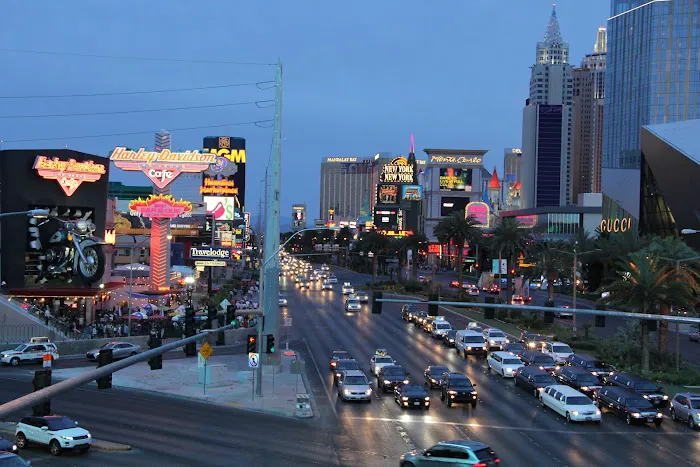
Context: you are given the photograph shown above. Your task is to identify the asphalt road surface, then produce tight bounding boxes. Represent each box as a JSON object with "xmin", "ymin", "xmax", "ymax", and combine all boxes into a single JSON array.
[{"xmin": 281, "ymin": 266, "xmax": 700, "ymax": 467}]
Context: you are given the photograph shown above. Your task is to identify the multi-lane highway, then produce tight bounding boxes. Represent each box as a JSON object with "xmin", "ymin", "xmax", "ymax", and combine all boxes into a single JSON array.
[{"xmin": 285, "ymin": 266, "xmax": 700, "ymax": 467}]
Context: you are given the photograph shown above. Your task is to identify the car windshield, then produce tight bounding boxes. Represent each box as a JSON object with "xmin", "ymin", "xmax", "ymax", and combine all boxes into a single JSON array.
[
  {"xmin": 533, "ymin": 356, "xmax": 555, "ymax": 364},
  {"xmin": 46, "ymin": 417, "xmax": 77, "ymax": 430},
  {"xmin": 356, "ymin": 291, "xmax": 366, "ymax": 295},
  {"xmin": 436, "ymin": 323, "xmax": 451, "ymax": 329},
  {"xmin": 383, "ymin": 367, "xmax": 406, "ymax": 376},
  {"xmin": 552, "ymin": 345, "xmax": 572, "ymax": 353},
  {"xmin": 566, "ymin": 396, "xmax": 593, "ymax": 406},
  {"xmin": 634, "ymin": 382, "xmax": 660, "ymax": 392},
  {"xmin": 376, "ymin": 357, "xmax": 393, "ymax": 364},
  {"xmin": 507, "ymin": 343, "xmax": 524, "ymax": 350},
  {"xmin": 690, "ymin": 399, "xmax": 700, "ymax": 409},
  {"xmin": 343, "ymin": 376, "xmax": 367, "ymax": 385},
  {"xmin": 338, "ymin": 361, "xmax": 359, "ymax": 370},
  {"xmin": 592, "ymin": 361, "xmax": 609, "ymax": 369},
  {"xmin": 430, "ymin": 367, "xmax": 448, "ymax": 376},
  {"xmin": 576, "ymin": 375, "xmax": 599, "ymax": 385},
  {"xmin": 534, "ymin": 375, "xmax": 556, "ymax": 383},
  {"xmin": 402, "ymin": 385, "xmax": 424, "ymax": 394},
  {"xmin": 13, "ymin": 345, "xmax": 27, "ymax": 352},
  {"xmin": 450, "ymin": 380, "xmax": 474, "ymax": 389},
  {"xmin": 332, "ymin": 352, "xmax": 349, "ymax": 359},
  {"xmin": 347, "ymin": 300, "xmax": 360, "ymax": 305},
  {"xmin": 503, "ymin": 358, "xmax": 522, "ymax": 365},
  {"xmin": 474, "ymin": 448, "xmax": 498, "ymax": 462},
  {"xmin": 626, "ymin": 398, "xmax": 654, "ymax": 409},
  {"xmin": 464, "ymin": 336, "xmax": 484, "ymax": 343},
  {"xmin": 489, "ymin": 331, "xmax": 506, "ymax": 338}
]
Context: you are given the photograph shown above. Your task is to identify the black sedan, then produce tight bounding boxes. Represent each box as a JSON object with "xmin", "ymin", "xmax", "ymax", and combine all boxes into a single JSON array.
[
  {"xmin": 514, "ymin": 366, "xmax": 557, "ymax": 398},
  {"xmin": 424, "ymin": 365, "xmax": 449, "ymax": 389},
  {"xmin": 504, "ymin": 342, "xmax": 526, "ymax": 357},
  {"xmin": 333, "ymin": 359, "xmax": 360, "ymax": 384},
  {"xmin": 0, "ymin": 434, "xmax": 17, "ymax": 454},
  {"xmin": 442, "ymin": 330, "xmax": 458, "ymax": 347},
  {"xmin": 394, "ymin": 383, "xmax": 430, "ymax": 409},
  {"xmin": 378, "ymin": 365, "xmax": 409, "ymax": 392}
]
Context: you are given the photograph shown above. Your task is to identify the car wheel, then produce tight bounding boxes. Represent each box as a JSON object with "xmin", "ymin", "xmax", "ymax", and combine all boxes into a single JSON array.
[
  {"xmin": 689, "ymin": 415, "xmax": 697, "ymax": 429},
  {"xmin": 501, "ymin": 370, "xmax": 505, "ymax": 378},
  {"xmin": 10, "ymin": 357, "xmax": 20, "ymax": 367},
  {"xmin": 49, "ymin": 439, "xmax": 62, "ymax": 456},
  {"xmin": 626, "ymin": 414, "xmax": 632, "ymax": 425},
  {"xmin": 566, "ymin": 412, "xmax": 572, "ymax": 423},
  {"xmin": 670, "ymin": 409, "xmax": 676, "ymax": 422},
  {"xmin": 15, "ymin": 432, "xmax": 27, "ymax": 449}
]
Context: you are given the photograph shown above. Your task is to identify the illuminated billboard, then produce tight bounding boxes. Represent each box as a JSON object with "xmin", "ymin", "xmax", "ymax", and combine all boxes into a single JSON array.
[
  {"xmin": 439, "ymin": 168, "xmax": 473, "ymax": 191},
  {"xmin": 128, "ymin": 194, "xmax": 192, "ymax": 219},
  {"xmin": 466, "ymin": 201, "xmax": 490, "ymax": 228},
  {"xmin": 33, "ymin": 156, "xmax": 106, "ymax": 196},
  {"xmin": 110, "ymin": 147, "xmax": 215, "ymax": 189},
  {"xmin": 292, "ymin": 204, "xmax": 306, "ymax": 229},
  {"xmin": 204, "ymin": 196, "xmax": 237, "ymax": 221},
  {"xmin": 377, "ymin": 184, "xmax": 398, "ymax": 204},
  {"xmin": 202, "ymin": 136, "xmax": 246, "ymax": 211},
  {"xmin": 401, "ymin": 185, "xmax": 423, "ymax": 201},
  {"xmin": 379, "ymin": 157, "xmax": 414, "ymax": 183}
]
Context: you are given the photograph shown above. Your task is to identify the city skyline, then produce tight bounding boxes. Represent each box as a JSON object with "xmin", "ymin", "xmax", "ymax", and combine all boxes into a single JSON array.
[{"xmin": 0, "ymin": 1, "xmax": 609, "ymax": 221}]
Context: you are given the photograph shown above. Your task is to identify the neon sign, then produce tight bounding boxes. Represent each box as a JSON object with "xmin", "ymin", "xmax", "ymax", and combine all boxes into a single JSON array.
[
  {"xmin": 200, "ymin": 178, "xmax": 238, "ymax": 195},
  {"xmin": 110, "ymin": 147, "xmax": 216, "ymax": 189},
  {"xmin": 33, "ymin": 156, "xmax": 106, "ymax": 196},
  {"xmin": 377, "ymin": 229, "xmax": 414, "ymax": 237},
  {"xmin": 466, "ymin": 202, "xmax": 490, "ymax": 228},
  {"xmin": 129, "ymin": 194, "xmax": 193, "ymax": 219},
  {"xmin": 326, "ymin": 157, "xmax": 358, "ymax": 163},
  {"xmin": 380, "ymin": 157, "xmax": 414, "ymax": 183},
  {"xmin": 430, "ymin": 155, "xmax": 483, "ymax": 164},
  {"xmin": 599, "ymin": 217, "xmax": 634, "ymax": 233}
]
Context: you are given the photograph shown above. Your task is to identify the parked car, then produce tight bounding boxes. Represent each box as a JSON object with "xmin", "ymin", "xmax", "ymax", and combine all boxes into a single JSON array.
[
  {"xmin": 400, "ymin": 440, "xmax": 500, "ymax": 467},
  {"xmin": 594, "ymin": 386, "xmax": 662, "ymax": 426},
  {"xmin": 540, "ymin": 385, "xmax": 601, "ymax": 423},
  {"xmin": 669, "ymin": 392, "xmax": 700, "ymax": 429},
  {"xmin": 86, "ymin": 342, "xmax": 142, "ymax": 361},
  {"xmin": 15, "ymin": 415, "xmax": 92, "ymax": 456}
]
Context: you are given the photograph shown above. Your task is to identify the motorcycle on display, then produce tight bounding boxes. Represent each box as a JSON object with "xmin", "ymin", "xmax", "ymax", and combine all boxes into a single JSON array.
[{"xmin": 28, "ymin": 208, "xmax": 106, "ymax": 285}]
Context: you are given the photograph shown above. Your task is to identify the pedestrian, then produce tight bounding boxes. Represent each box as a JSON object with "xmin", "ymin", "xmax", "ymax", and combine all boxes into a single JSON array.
[{"xmin": 44, "ymin": 306, "xmax": 50, "ymax": 326}]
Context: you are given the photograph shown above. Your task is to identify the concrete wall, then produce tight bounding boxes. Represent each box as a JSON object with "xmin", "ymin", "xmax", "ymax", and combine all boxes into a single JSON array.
[{"xmin": 0, "ymin": 328, "xmax": 250, "ymax": 355}]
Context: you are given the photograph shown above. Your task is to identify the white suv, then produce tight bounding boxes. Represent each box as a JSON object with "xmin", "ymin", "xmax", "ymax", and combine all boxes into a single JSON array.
[
  {"xmin": 542, "ymin": 341, "xmax": 574, "ymax": 364},
  {"xmin": 1, "ymin": 342, "xmax": 59, "ymax": 367},
  {"xmin": 487, "ymin": 351, "xmax": 523, "ymax": 378},
  {"xmin": 16, "ymin": 415, "xmax": 91, "ymax": 456},
  {"xmin": 483, "ymin": 328, "xmax": 508, "ymax": 350}
]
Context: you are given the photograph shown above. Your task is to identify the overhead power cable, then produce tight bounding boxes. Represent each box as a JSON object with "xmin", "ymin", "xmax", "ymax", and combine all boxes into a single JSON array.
[
  {"xmin": 0, "ymin": 48, "xmax": 276, "ymax": 66},
  {"xmin": 0, "ymin": 81, "xmax": 276, "ymax": 99},
  {"xmin": 0, "ymin": 119, "xmax": 274, "ymax": 143},
  {"xmin": 0, "ymin": 100, "xmax": 274, "ymax": 119}
]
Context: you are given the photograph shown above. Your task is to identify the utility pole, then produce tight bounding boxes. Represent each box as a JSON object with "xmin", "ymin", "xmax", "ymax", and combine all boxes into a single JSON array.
[{"xmin": 258, "ymin": 60, "xmax": 283, "ymax": 394}]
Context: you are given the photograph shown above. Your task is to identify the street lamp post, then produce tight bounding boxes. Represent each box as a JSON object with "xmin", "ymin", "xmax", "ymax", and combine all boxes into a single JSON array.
[
  {"xmin": 553, "ymin": 244, "xmax": 601, "ymax": 333},
  {"xmin": 657, "ymin": 254, "xmax": 700, "ymax": 371},
  {"xmin": 128, "ymin": 236, "xmax": 150, "ymax": 337},
  {"xmin": 0, "ymin": 209, "xmax": 50, "ymax": 219}
]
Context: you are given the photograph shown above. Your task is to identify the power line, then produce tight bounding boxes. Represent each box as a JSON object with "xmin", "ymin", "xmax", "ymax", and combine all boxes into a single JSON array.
[
  {"xmin": 0, "ymin": 48, "xmax": 276, "ymax": 66},
  {"xmin": 0, "ymin": 119, "xmax": 274, "ymax": 143},
  {"xmin": 0, "ymin": 100, "xmax": 274, "ymax": 119},
  {"xmin": 0, "ymin": 81, "xmax": 276, "ymax": 99}
]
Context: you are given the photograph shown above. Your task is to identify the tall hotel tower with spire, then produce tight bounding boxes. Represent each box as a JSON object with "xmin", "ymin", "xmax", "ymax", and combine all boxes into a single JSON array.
[{"xmin": 521, "ymin": 5, "xmax": 573, "ymax": 208}]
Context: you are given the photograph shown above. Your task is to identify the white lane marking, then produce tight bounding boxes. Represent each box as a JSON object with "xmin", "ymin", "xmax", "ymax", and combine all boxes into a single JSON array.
[
  {"xmin": 302, "ymin": 338, "xmax": 338, "ymax": 418},
  {"xmin": 344, "ymin": 416, "xmax": 697, "ymax": 436}
]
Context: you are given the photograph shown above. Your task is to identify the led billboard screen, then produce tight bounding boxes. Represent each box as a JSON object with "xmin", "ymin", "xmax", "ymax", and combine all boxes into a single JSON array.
[{"xmin": 439, "ymin": 168, "xmax": 473, "ymax": 192}]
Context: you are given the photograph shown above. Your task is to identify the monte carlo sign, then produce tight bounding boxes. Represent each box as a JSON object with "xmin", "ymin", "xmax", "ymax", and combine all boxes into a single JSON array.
[{"xmin": 110, "ymin": 147, "xmax": 217, "ymax": 189}]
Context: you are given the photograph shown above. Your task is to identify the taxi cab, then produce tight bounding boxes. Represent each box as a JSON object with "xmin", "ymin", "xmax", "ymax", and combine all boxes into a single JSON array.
[{"xmin": 1, "ymin": 340, "xmax": 60, "ymax": 367}]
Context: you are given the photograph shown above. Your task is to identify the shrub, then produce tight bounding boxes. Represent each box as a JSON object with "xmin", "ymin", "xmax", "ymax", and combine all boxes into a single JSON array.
[{"xmin": 403, "ymin": 281, "xmax": 424, "ymax": 293}]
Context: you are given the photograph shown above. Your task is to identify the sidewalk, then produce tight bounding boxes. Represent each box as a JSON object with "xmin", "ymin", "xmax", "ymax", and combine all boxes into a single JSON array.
[{"xmin": 50, "ymin": 351, "xmax": 313, "ymax": 418}]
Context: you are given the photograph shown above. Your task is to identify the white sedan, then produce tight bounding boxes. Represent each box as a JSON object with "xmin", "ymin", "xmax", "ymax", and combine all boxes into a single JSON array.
[{"xmin": 370, "ymin": 355, "xmax": 395, "ymax": 377}]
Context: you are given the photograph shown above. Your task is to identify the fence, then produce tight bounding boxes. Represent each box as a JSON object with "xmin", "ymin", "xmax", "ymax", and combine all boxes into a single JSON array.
[{"xmin": 0, "ymin": 324, "xmax": 68, "ymax": 345}]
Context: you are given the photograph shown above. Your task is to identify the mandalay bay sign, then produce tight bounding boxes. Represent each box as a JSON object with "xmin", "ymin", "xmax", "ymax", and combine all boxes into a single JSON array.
[{"xmin": 110, "ymin": 147, "xmax": 217, "ymax": 189}]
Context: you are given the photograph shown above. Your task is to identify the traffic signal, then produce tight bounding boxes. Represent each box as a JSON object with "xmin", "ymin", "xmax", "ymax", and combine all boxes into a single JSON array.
[
  {"xmin": 428, "ymin": 293, "xmax": 438, "ymax": 316},
  {"xmin": 226, "ymin": 305, "xmax": 235, "ymax": 325},
  {"xmin": 247, "ymin": 334, "xmax": 257, "ymax": 353},
  {"xmin": 96, "ymin": 348, "xmax": 113, "ymax": 389},
  {"xmin": 184, "ymin": 306, "xmax": 196, "ymax": 357},
  {"xmin": 216, "ymin": 314, "xmax": 225, "ymax": 346},
  {"xmin": 266, "ymin": 334, "xmax": 275, "ymax": 354},
  {"xmin": 207, "ymin": 305, "xmax": 217, "ymax": 326},
  {"xmin": 32, "ymin": 369, "xmax": 52, "ymax": 416},
  {"xmin": 148, "ymin": 335, "xmax": 163, "ymax": 370},
  {"xmin": 372, "ymin": 291, "xmax": 383, "ymax": 314}
]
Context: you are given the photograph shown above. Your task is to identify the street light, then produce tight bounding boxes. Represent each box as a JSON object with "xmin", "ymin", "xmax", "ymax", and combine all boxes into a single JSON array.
[
  {"xmin": 0, "ymin": 209, "xmax": 50, "ymax": 219},
  {"xmin": 681, "ymin": 229, "xmax": 699, "ymax": 235},
  {"xmin": 127, "ymin": 236, "xmax": 150, "ymax": 336},
  {"xmin": 552, "ymin": 244, "xmax": 601, "ymax": 333}
]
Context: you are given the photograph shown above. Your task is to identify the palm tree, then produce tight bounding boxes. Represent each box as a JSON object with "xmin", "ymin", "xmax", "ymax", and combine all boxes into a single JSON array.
[
  {"xmin": 360, "ymin": 231, "xmax": 389, "ymax": 283},
  {"xmin": 433, "ymin": 213, "xmax": 482, "ymax": 284},
  {"xmin": 490, "ymin": 218, "xmax": 532, "ymax": 302},
  {"xmin": 605, "ymin": 252, "xmax": 696, "ymax": 371},
  {"xmin": 336, "ymin": 226, "xmax": 353, "ymax": 266},
  {"xmin": 641, "ymin": 236, "xmax": 700, "ymax": 355},
  {"xmin": 433, "ymin": 222, "xmax": 451, "ymax": 269},
  {"xmin": 531, "ymin": 240, "xmax": 570, "ymax": 304},
  {"xmin": 401, "ymin": 233, "xmax": 428, "ymax": 281}
]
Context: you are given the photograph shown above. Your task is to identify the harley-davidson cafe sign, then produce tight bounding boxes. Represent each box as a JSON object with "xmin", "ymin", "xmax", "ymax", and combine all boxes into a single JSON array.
[
  {"xmin": 33, "ymin": 155, "xmax": 107, "ymax": 196},
  {"xmin": 110, "ymin": 147, "xmax": 217, "ymax": 189}
]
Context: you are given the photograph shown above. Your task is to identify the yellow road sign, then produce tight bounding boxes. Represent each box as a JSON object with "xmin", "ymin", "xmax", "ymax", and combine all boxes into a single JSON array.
[{"xmin": 199, "ymin": 342, "xmax": 214, "ymax": 360}]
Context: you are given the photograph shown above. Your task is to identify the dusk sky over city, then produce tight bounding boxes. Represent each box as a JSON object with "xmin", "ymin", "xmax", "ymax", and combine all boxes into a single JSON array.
[{"xmin": 1, "ymin": 0, "xmax": 608, "ymax": 222}]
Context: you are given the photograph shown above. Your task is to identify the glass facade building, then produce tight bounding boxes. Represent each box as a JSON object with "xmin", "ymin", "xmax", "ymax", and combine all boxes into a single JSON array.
[{"xmin": 603, "ymin": 0, "xmax": 700, "ymax": 170}]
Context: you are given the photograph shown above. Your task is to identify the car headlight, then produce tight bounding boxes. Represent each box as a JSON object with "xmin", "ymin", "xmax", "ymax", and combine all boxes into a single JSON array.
[
  {"xmin": 344, "ymin": 389, "xmax": 350, "ymax": 396},
  {"xmin": 431, "ymin": 378, "xmax": 437, "ymax": 383},
  {"xmin": 12, "ymin": 444, "xmax": 17, "ymax": 451},
  {"xmin": 571, "ymin": 411, "xmax": 579, "ymax": 416},
  {"xmin": 506, "ymin": 339, "xmax": 510, "ymax": 343},
  {"xmin": 384, "ymin": 380, "xmax": 391, "ymax": 385},
  {"xmin": 331, "ymin": 362, "xmax": 336, "ymax": 367},
  {"xmin": 591, "ymin": 372, "xmax": 598, "ymax": 376},
  {"xmin": 663, "ymin": 395, "xmax": 669, "ymax": 400},
  {"xmin": 87, "ymin": 433, "xmax": 91, "ymax": 439},
  {"xmin": 448, "ymin": 390, "xmax": 458, "ymax": 395},
  {"xmin": 1, "ymin": 354, "xmax": 7, "ymax": 359},
  {"xmin": 425, "ymin": 396, "xmax": 430, "ymax": 401},
  {"xmin": 656, "ymin": 413, "xmax": 663, "ymax": 418},
  {"xmin": 336, "ymin": 372, "xmax": 341, "ymax": 378},
  {"xmin": 490, "ymin": 340, "xmax": 495, "ymax": 344},
  {"xmin": 643, "ymin": 395, "xmax": 649, "ymax": 399},
  {"xmin": 366, "ymin": 389, "xmax": 372, "ymax": 395},
  {"xmin": 403, "ymin": 379, "xmax": 409, "ymax": 384},
  {"xmin": 632, "ymin": 412, "xmax": 642, "ymax": 418},
  {"xmin": 60, "ymin": 436, "xmax": 75, "ymax": 440},
  {"xmin": 505, "ymin": 368, "xmax": 513, "ymax": 373},
  {"xmin": 539, "ymin": 366, "xmax": 545, "ymax": 370},
  {"xmin": 528, "ymin": 342, "xmax": 535, "ymax": 348},
  {"xmin": 449, "ymin": 339, "xmax": 454, "ymax": 342},
  {"xmin": 402, "ymin": 396, "xmax": 409, "ymax": 401},
  {"xmin": 596, "ymin": 410, "xmax": 601, "ymax": 416},
  {"xmin": 467, "ymin": 346, "xmax": 472, "ymax": 351},
  {"xmin": 580, "ymin": 386, "xmax": 589, "ymax": 391},
  {"xmin": 537, "ymin": 387, "xmax": 544, "ymax": 392}
]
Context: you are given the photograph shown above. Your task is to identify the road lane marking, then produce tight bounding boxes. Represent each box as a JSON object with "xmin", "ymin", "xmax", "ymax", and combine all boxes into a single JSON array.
[
  {"xmin": 302, "ymin": 338, "xmax": 338, "ymax": 418},
  {"xmin": 345, "ymin": 416, "xmax": 697, "ymax": 436}
]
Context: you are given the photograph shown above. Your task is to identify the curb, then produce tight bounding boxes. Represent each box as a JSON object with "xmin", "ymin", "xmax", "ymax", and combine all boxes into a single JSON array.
[{"xmin": 0, "ymin": 422, "xmax": 131, "ymax": 452}]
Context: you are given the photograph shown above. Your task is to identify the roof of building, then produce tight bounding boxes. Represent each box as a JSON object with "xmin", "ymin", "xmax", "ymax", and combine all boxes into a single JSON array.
[
  {"xmin": 489, "ymin": 167, "xmax": 501, "ymax": 189},
  {"xmin": 544, "ymin": 5, "xmax": 564, "ymax": 45},
  {"xmin": 644, "ymin": 119, "xmax": 700, "ymax": 165}
]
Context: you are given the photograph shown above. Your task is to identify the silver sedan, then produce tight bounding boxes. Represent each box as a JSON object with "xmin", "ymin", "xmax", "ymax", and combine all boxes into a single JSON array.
[{"xmin": 86, "ymin": 342, "xmax": 142, "ymax": 361}]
